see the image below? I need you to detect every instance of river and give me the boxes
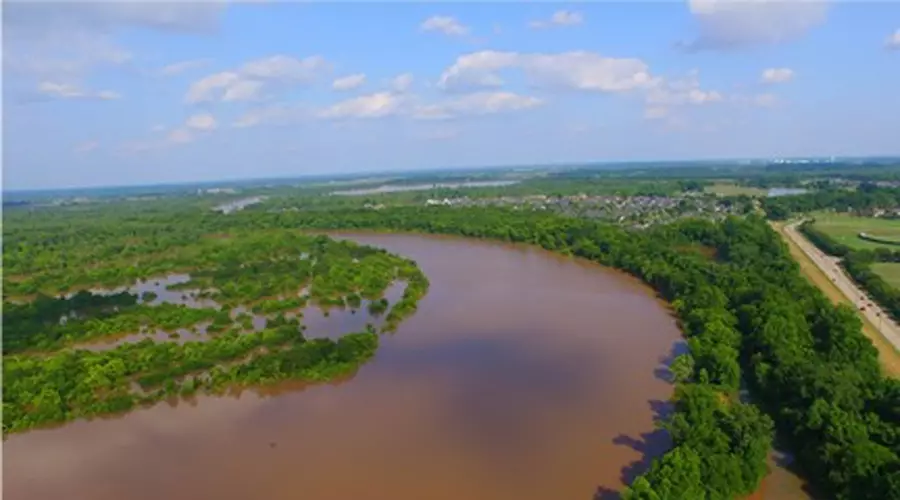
[3,234,801,500]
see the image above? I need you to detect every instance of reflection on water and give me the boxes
[8,234,684,500]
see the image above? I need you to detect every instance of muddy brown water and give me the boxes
[4,233,800,500]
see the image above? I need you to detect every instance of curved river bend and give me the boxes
[6,234,683,500]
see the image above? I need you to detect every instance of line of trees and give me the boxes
[764,185,900,220]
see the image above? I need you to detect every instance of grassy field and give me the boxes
[771,221,900,377]
[704,183,767,197]
[873,262,900,289]
[810,212,900,251]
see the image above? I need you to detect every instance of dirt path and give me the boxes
[775,221,900,376]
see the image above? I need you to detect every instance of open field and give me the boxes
[811,212,900,251]
[704,183,767,197]
[773,221,900,377]
[872,262,900,289]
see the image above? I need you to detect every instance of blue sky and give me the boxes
[4,1,900,190]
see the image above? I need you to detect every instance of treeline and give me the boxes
[236,207,900,500]
[800,222,900,322]
[764,186,900,220]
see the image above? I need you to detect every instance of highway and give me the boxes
[783,221,900,353]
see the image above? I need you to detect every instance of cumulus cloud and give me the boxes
[314,89,542,122]
[420,16,470,37]
[4,2,226,35]
[233,104,308,128]
[761,67,795,84]
[318,92,405,119]
[332,73,367,91]
[438,50,657,93]
[681,0,828,51]
[885,29,900,50]
[389,73,414,93]
[186,113,218,131]
[4,2,225,85]
[159,59,211,77]
[645,71,723,106]
[412,91,542,120]
[36,81,121,101]
[185,55,330,103]
[529,10,584,29]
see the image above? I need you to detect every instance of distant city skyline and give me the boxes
[4,2,900,190]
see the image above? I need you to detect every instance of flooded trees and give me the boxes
[2,215,429,434]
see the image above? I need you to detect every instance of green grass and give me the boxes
[811,212,900,251]
[872,262,900,289]
[704,183,767,197]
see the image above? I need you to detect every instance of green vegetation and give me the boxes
[800,221,900,322]
[5,179,900,499]
[873,263,900,289]
[763,185,900,221]
[810,212,900,251]
[243,206,898,500]
[2,215,429,434]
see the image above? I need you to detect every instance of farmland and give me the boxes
[810,212,900,251]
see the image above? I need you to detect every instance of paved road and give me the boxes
[783,221,900,353]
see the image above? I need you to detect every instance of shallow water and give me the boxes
[7,234,685,500]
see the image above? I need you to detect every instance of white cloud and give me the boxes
[186,113,218,131]
[645,71,723,106]
[412,91,543,120]
[233,104,311,128]
[4,3,224,87]
[438,50,656,93]
[74,141,99,153]
[885,29,900,50]
[529,10,584,29]
[222,79,265,102]
[761,67,795,84]
[37,81,121,100]
[682,0,828,50]
[389,73,414,93]
[159,59,211,77]
[4,31,133,80]
[5,3,226,35]
[420,16,470,37]
[319,92,405,119]
[185,55,330,103]
[332,73,367,91]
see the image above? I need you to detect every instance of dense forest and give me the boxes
[4,201,900,499]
